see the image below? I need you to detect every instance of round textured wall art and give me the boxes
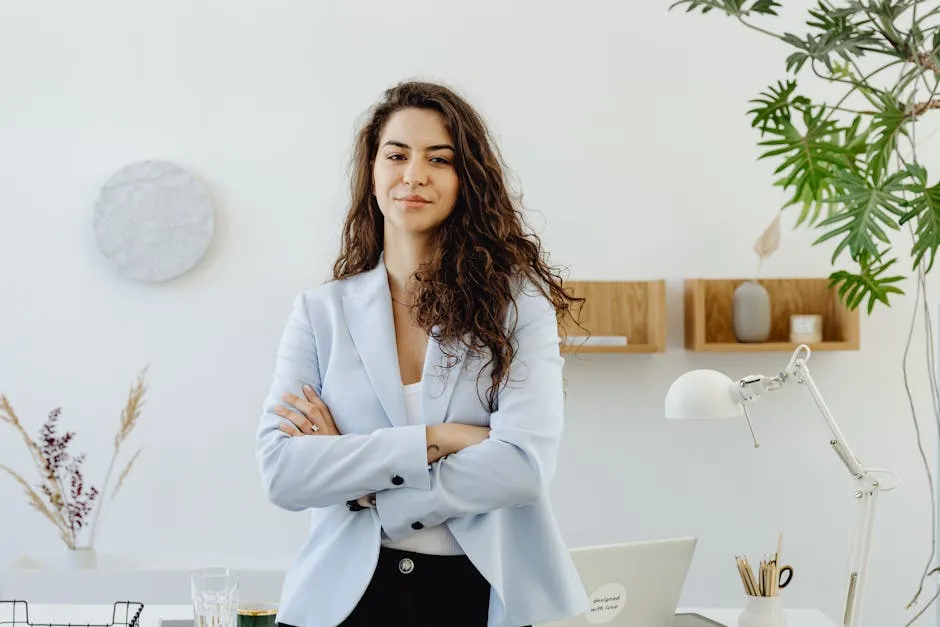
[93,160,215,282]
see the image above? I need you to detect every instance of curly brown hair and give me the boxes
[332,80,584,412]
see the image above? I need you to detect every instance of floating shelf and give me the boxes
[684,278,860,352]
[559,280,666,353]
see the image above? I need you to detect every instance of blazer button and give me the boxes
[391,475,404,486]
[411,521,424,530]
[398,558,415,574]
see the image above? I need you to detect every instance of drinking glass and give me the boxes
[191,567,239,627]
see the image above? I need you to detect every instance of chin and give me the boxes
[397,220,445,236]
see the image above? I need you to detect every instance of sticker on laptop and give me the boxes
[586,582,627,624]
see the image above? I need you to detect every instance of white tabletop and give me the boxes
[0,604,837,627]
[677,608,836,626]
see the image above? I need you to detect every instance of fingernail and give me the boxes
[303,384,313,393]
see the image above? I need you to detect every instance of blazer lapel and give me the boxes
[342,253,470,428]
[342,256,408,428]
[421,327,469,426]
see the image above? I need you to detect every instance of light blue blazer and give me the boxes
[255,254,589,627]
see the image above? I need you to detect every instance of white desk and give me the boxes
[1,553,292,605]
[0,604,838,627]
[676,609,835,626]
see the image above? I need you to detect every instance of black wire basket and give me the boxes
[0,602,145,627]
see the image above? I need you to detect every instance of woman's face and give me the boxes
[372,107,460,239]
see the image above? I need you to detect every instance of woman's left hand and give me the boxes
[276,385,341,437]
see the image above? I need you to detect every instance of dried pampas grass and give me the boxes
[754,213,781,278]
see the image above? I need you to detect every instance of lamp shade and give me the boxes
[664,369,743,419]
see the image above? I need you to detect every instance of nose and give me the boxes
[402,160,429,187]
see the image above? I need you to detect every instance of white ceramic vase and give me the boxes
[738,596,787,627]
[62,546,98,569]
[733,280,771,342]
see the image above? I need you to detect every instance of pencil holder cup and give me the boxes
[738,595,787,627]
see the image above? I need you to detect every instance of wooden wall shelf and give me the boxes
[684,278,860,352]
[559,280,666,353]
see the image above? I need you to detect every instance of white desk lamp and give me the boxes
[664,344,888,627]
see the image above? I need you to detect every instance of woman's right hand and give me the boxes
[426,423,490,463]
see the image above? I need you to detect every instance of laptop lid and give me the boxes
[538,536,698,627]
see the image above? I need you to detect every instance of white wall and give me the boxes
[1,1,938,625]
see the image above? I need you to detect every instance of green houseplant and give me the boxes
[668,0,940,621]
[671,0,940,314]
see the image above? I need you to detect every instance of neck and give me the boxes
[383,231,432,302]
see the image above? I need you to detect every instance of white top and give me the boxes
[380,380,464,556]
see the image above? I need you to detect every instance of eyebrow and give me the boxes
[382,140,455,152]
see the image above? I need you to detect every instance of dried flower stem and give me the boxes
[88,366,148,547]
[1,397,73,544]
[101,448,141,522]
[0,464,73,547]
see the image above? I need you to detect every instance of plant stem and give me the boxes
[822,104,878,115]
[54,470,76,549]
[821,59,906,124]
[915,3,940,27]
[17,429,72,545]
[898,64,928,95]
[87,448,119,549]
[913,97,940,114]
[735,15,784,41]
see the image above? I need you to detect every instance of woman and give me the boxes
[256,80,588,627]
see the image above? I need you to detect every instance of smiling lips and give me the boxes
[397,194,430,208]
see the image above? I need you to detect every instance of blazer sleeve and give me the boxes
[374,282,565,541]
[256,292,431,512]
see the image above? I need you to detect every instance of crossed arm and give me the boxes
[275,387,489,466]
[256,286,566,538]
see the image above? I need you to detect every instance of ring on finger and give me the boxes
[311,424,319,432]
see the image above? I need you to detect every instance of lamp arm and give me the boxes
[787,351,879,627]
[790,360,867,480]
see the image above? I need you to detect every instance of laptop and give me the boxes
[538,536,698,627]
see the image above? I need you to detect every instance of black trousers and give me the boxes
[278,547,531,627]
[340,547,490,626]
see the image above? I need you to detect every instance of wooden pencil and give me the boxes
[742,556,759,596]
[736,557,757,596]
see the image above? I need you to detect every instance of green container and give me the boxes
[237,602,278,627]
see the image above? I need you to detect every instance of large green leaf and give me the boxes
[748,0,781,14]
[813,168,908,262]
[867,92,909,181]
[755,105,853,222]
[782,27,882,73]
[748,80,801,133]
[899,163,940,272]
[816,1,867,20]
[781,2,886,73]
[806,1,869,35]
[828,251,906,313]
